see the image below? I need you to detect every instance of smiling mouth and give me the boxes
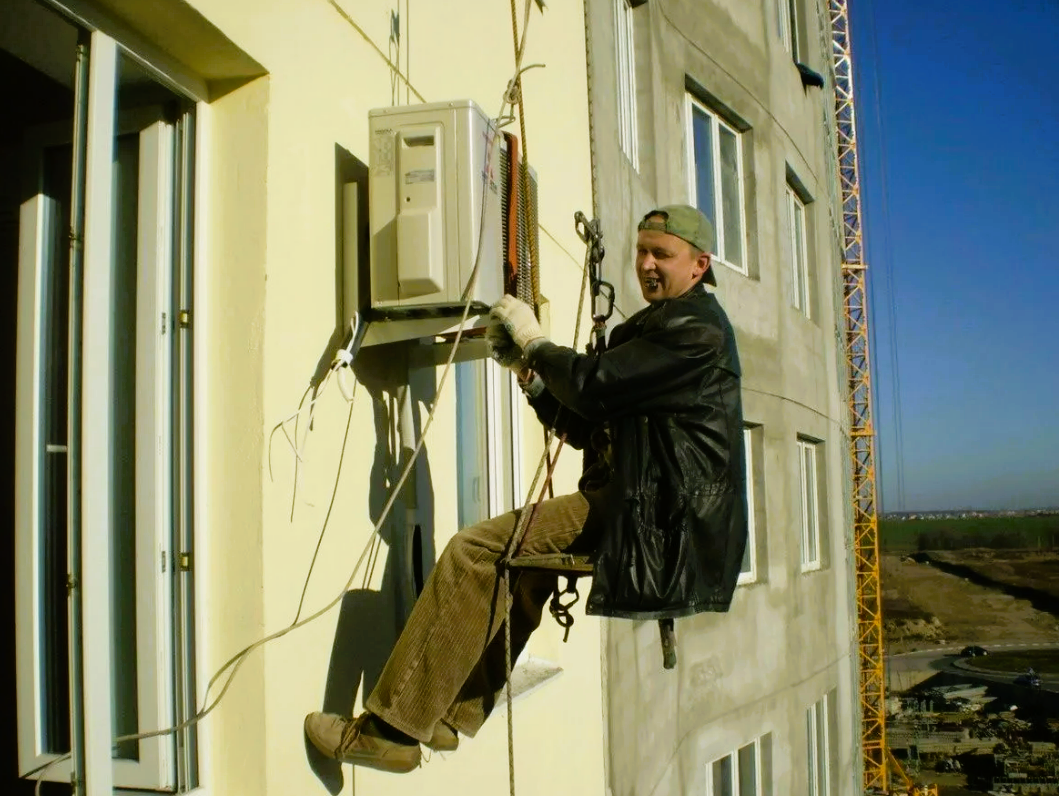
[643,278,661,290]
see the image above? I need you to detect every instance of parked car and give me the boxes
[960,645,988,657]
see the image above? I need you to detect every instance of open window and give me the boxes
[10,2,198,788]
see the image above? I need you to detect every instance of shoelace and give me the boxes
[336,714,370,758]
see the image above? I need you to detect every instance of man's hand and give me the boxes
[486,323,523,371]
[490,295,545,352]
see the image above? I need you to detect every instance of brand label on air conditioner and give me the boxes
[405,169,436,184]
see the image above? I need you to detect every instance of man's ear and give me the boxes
[696,251,712,279]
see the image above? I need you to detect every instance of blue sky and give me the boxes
[849,0,1059,512]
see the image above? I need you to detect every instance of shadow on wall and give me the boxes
[302,342,439,787]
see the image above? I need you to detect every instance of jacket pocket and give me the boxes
[620,488,690,607]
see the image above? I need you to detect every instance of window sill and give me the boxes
[495,655,564,708]
[713,257,750,279]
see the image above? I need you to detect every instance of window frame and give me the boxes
[456,357,523,525]
[798,438,821,571]
[613,0,639,169]
[684,94,749,276]
[806,695,832,796]
[737,425,758,585]
[706,733,771,796]
[786,185,811,318]
[778,0,799,60]
[13,25,199,792]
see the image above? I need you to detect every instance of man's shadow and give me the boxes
[305,342,438,793]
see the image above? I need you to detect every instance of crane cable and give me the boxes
[864,0,906,514]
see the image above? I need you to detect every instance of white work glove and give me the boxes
[486,322,523,371]
[490,295,545,352]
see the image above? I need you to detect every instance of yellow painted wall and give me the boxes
[185,1,603,793]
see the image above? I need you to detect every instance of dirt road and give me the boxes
[882,554,1059,655]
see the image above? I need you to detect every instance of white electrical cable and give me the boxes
[33,9,549,793]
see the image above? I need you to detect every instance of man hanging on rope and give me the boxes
[304,205,747,773]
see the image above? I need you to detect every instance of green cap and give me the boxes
[638,204,717,285]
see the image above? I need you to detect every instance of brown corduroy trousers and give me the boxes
[364,491,603,743]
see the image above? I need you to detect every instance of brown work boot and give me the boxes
[424,721,459,753]
[304,712,421,773]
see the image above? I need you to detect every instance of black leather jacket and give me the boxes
[525,284,747,619]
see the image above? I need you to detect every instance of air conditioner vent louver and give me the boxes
[500,134,539,310]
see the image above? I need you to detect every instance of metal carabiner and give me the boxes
[574,211,605,266]
[592,279,615,324]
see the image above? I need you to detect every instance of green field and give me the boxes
[879,514,1059,553]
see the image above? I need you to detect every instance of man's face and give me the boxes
[635,223,711,302]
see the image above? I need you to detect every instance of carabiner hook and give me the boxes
[593,280,615,324]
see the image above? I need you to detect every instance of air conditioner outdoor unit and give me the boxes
[359,99,537,346]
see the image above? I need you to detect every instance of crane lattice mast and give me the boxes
[827,1,888,792]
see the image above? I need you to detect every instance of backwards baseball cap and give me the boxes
[638,204,717,286]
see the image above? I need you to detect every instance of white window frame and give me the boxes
[457,358,523,526]
[486,361,524,514]
[778,0,798,59]
[806,695,832,796]
[738,425,757,585]
[798,438,821,571]
[614,0,639,168]
[706,734,769,796]
[786,185,811,317]
[14,26,199,793]
[684,94,749,276]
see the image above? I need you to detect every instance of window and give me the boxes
[778,0,799,59]
[738,425,758,584]
[798,438,821,570]
[786,185,810,317]
[12,10,198,791]
[806,695,832,796]
[456,359,522,527]
[614,0,639,167]
[708,733,773,796]
[686,95,747,274]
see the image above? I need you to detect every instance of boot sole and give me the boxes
[336,749,421,773]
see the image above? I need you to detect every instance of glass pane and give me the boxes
[816,699,830,796]
[740,428,753,574]
[456,360,488,528]
[109,51,186,764]
[740,529,752,573]
[719,125,743,267]
[793,199,807,311]
[41,154,73,755]
[713,755,734,796]
[111,126,142,764]
[806,706,817,796]
[777,0,791,51]
[761,733,774,796]
[691,106,716,229]
[497,365,517,514]
[804,445,817,562]
[738,743,758,796]
[787,0,799,58]
[4,0,81,755]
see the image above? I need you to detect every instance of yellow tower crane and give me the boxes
[826,3,937,795]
